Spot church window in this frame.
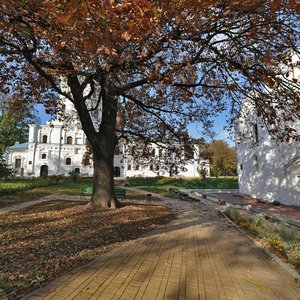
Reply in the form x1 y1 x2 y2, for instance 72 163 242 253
15 159 21 169
135 165 139 170
41 153 47 159
128 164 131 170
150 165 154 171
29 161 32 165
42 135 48 143
253 155 259 172
67 136 73 144
156 165 160 171
159 149 163 157
66 157 72 165
253 123 259 144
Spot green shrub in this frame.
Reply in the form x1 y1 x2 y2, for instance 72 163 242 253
272 223 300 242
224 208 241 222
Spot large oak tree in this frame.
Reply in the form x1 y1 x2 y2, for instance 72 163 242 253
0 0 299 209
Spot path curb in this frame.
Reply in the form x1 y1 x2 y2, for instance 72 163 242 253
189 191 300 229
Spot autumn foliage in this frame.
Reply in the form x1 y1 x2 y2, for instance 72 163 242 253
0 0 299 207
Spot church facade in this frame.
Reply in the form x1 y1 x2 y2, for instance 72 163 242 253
6 121 208 178
5 91 209 178
236 52 300 206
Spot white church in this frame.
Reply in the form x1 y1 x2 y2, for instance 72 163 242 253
5 98 208 178
236 53 300 206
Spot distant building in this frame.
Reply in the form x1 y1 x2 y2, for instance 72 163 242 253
6 100 208 178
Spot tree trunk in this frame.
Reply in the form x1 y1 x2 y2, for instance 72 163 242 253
91 151 113 209
68 77 122 209
90 148 122 209
89 92 122 209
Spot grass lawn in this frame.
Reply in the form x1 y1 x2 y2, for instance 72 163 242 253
127 176 238 197
0 200 173 299
124 189 161 201
0 178 94 208
0 177 163 208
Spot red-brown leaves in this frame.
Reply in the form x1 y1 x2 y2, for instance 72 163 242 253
0 0 299 144
0 200 173 298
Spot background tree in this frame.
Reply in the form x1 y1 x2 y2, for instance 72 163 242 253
206 140 237 177
0 1 299 209
0 94 39 178
0 95 39 153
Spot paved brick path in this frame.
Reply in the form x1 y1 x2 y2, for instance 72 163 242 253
23 192 299 300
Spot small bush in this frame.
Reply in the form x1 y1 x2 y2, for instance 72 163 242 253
224 208 241 222
272 223 300 242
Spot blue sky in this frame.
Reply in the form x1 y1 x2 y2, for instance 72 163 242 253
187 111 235 146
36 104 235 147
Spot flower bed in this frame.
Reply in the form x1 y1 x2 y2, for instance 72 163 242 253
224 208 300 273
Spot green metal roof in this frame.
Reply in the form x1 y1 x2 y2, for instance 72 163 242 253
7 142 29 150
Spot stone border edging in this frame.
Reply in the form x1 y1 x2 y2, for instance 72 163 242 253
189 191 300 229
192 191 251 209
218 210 300 282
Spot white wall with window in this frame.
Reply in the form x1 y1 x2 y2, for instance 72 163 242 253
236 107 300 206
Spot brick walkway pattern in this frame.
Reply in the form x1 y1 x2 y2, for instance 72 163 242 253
23 195 299 300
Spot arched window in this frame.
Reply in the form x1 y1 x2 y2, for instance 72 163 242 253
67 136 73 144
150 165 154 171
114 166 121 177
253 123 259 144
74 168 80 174
66 157 72 165
42 135 48 143
253 155 259 172
151 149 156 157
127 164 132 170
15 159 21 169
41 153 47 159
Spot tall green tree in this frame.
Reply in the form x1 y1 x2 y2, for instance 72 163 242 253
207 140 237 177
0 94 39 154
0 1 299 209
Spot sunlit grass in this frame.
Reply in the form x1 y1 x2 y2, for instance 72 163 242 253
127 176 238 197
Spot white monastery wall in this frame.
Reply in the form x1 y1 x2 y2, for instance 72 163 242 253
237 51 300 206
237 113 300 206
